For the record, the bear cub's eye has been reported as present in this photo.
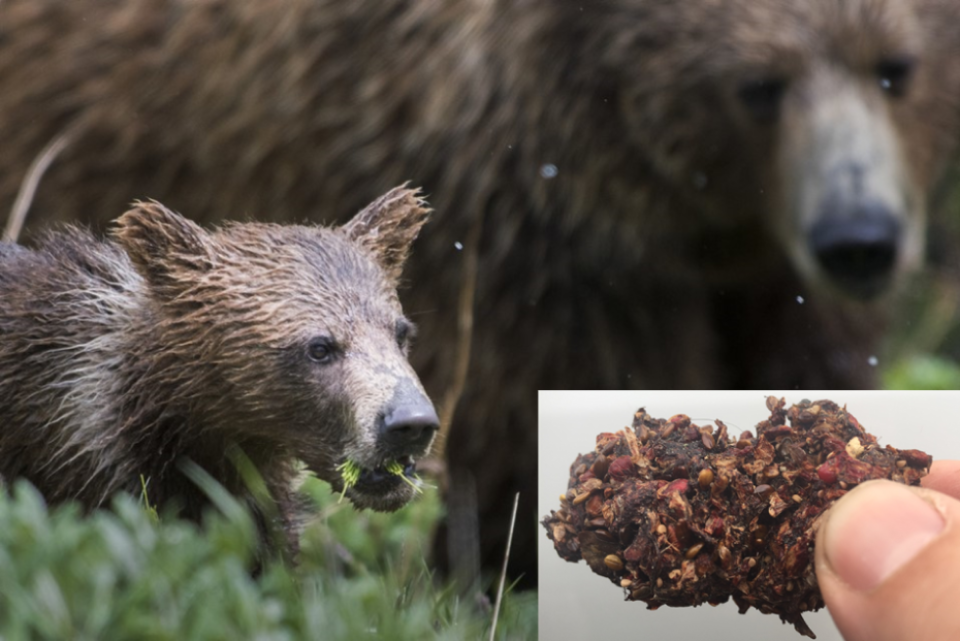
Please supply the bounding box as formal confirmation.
[876,56,914,98]
[395,319,416,349]
[307,336,338,364]
[737,77,788,124]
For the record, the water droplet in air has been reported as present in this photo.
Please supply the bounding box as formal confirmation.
[796,295,804,305]
[867,356,878,367]
[540,164,558,179]
[880,78,892,90]
[454,242,463,251]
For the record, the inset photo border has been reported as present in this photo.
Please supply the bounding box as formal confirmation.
[539,391,960,641]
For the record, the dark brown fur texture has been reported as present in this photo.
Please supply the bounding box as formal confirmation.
[2,0,960,587]
[0,187,436,555]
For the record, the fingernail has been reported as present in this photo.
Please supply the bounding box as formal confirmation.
[823,481,944,592]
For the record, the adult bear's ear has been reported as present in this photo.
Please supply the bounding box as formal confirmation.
[342,185,431,282]
[112,200,213,295]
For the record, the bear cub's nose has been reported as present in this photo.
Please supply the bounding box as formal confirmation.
[380,401,440,454]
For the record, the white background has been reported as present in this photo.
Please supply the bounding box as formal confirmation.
[538,391,960,641]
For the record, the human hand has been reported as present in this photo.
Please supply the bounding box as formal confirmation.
[815,460,960,641]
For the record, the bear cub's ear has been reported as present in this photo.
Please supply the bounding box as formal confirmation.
[343,185,431,282]
[112,200,213,293]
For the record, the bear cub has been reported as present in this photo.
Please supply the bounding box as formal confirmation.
[0,186,438,554]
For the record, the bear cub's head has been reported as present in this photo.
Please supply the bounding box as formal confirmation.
[113,186,438,512]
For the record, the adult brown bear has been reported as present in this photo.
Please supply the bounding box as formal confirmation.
[1,0,959,588]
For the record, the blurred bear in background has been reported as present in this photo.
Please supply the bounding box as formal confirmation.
[2,0,960,590]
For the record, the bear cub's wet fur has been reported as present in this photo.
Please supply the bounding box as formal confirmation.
[0,186,438,556]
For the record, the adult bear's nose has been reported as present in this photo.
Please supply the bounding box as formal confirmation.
[808,201,901,300]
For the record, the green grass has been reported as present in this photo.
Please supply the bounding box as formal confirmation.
[334,460,428,505]
[299,472,440,574]
[0,477,537,640]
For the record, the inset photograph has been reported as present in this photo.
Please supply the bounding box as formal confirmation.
[540,391,960,641]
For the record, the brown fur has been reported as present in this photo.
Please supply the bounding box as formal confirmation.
[1,0,960,587]
[0,187,435,555]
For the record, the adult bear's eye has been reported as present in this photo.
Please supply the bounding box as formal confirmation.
[307,336,338,364]
[876,56,914,98]
[395,319,416,349]
[737,77,787,124]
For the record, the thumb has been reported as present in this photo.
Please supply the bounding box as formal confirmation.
[815,479,960,641]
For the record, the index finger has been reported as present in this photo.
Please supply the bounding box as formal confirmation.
[921,460,960,500]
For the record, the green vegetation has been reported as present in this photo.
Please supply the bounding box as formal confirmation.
[882,178,960,390]
[0,477,537,640]
[335,460,363,501]
[334,460,428,504]
[884,354,960,390]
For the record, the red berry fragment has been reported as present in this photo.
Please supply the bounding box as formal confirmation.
[542,397,932,639]
[816,462,837,485]
[607,455,636,481]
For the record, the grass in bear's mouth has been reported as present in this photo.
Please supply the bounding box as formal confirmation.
[335,457,430,503]
[336,460,363,498]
